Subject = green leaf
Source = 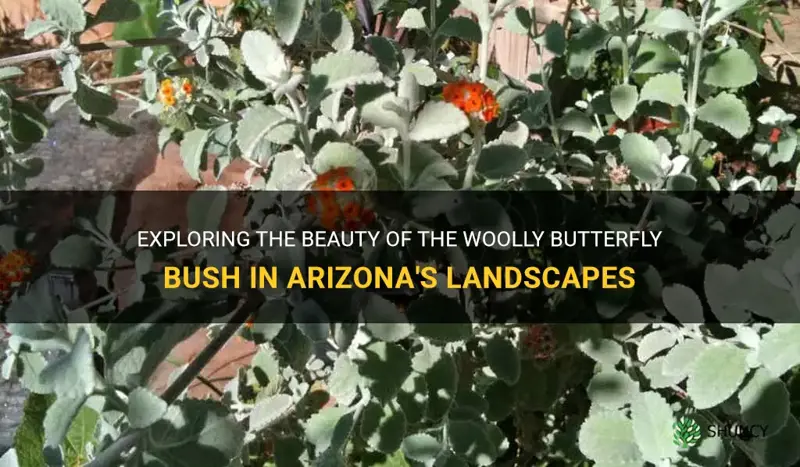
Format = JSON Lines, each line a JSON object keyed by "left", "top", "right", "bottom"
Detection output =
{"left": 567, "top": 23, "right": 610, "bottom": 78}
{"left": 397, "top": 373, "right": 428, "bottom": 425}
{"left": 475, "top": 143, "right": 528, "bottom": 179}
{"left": 40, "top": 0, "right": 85, "bottom": 32}
{"left": 311, "top": 50, "right": 383, "bottom": 91}
{"left": 43, "top": 395, "right": 87, "bottom": 464}
{"left": 645, "top": 8, "right": 697, "bottom": 35}
{"left": 746, "top": 414, "right": 800, "bottom": 467}
{"left": 536, "top": 21, "right": 566, "bottom": 56}
{"left": 696, "top": 92, "right": 751, "bottom": 139}
{"left": 273, "top": 0, "right": 304, "bottom": 45}
{"left": 291, "top": 299, "right": 330, "bottom": 342}
{"left": 640, "top": 72, "right": 685, "bottom": 106}
{"left": 620, "top": 133, "right": 665, "bottom": 183}
{"left": 703, "top": 48, "right": 757, "bottom": 89}
{"left": 757, "top": 324, "right": 800, "bottom": 377}
{"left": 75, "top": 83, "right": 117, "bottom": 117}
{"left": 641, "top": 356, "right": 686, "bottom": 389}
{"left": 62, "top": 404, "right": 98, "bottom": 466}
{"left": 402, "top": 433, "right": 443, "bottom": 464}
{"left": 631, "top": 392, "right": 678, "bottom": 464}
{"left": 144, "top": 399, "right": 245, "bottom": 467}
{"left": 436, "top": 17, "right": 482, "bottom": 43}
{"left": 409, "top": 102, "right": 469, "bottom": 142}
{"left": 250, "top": 394, "right": 293, "bottom": 432}
{"left": 662, "top": 284, "right": 704, "bottom": 323}
{"left": 24, "top": 19, "right": 60, "bottom": 39}
{"left": 397, "top": 8, "right": 427, "bottom": 29}
{"left": 328, "top": 355, "right": 360, "bottom": 407}
{"left": 321, "top": 11, "right": 355, "bottom": 51}
{"left": 578, "top": 410, "right": 643, "bottom": 464}
{"left": 504, "top": 7, "right": 531, "bottom": 35}
{"left": 305, "top": 407, "right": 352, "bottom": 453}
{"left": 13, "top": 393, "right": 53, "bottom": 467}
{"left": 578, "top": 338, "right": 624, "bottom": 366}
{"left": 362, "top": 293, "right": 413, "bottom": 342}
{"left": 610, "top": 84, "right": 639, "bottom": 121}
{"left": 50, "top": 234, "right": 99, "bottom": 269}
{"left": 180, "top": 128, "right": 210, "bottom": 182}
{"left": 636, "top": 329, "right": 677, "bottom": 362}
{"left": 356, "top": 341, "right": 412, "bottom": 402}
{"left": 686, "top": 343, "right": 749, "bottom": 409}
{"left": 423, "top": 350, "right": 457, "bottom": 421}
{"left": 241, "top": 30, "right": 290, "bottom": 89}
{"left": 313, "top": 141, "right": 377, "bottom": 189}
{"left": 360, "top": 402, "right": 407, "bottom": 454}
{"left": 484, "top": 335, "right": 520, "bottom": 384}
{"left": 236, "top": 105, "right": 295, "bottom": 156}
{"left": 661, "top": 338, "right": 705, "bottom": 380}
{"left": 447, "top": 420, "right": 497, "bottom": 466}
{"left": 39, "top": 328, "right": 95, "bottom": 397}
{"left": 738, "top": 367, "right": 790, "bottom": 437}
{"left": 705, "top": 0, "right": 750, "bottom": 28}
{"left": 586, "top": 368, "right": 639, "bottom": 409}
{"left": 128, "top": 387, "right": 167, "bottom": 429}
{"left": 633, "top": 38, "right": 681, "bottom": 74}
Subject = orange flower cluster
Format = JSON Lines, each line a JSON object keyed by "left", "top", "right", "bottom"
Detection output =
{"left": 442, "top": 80, "right": 499, "bottom": 123}
{"left": 305, "top": 168, "right": 375, "bottom": 231}
{"left": 0, "top": 249, "right": 35, "bottom": 302}
{"left": 158, "top": 78, "right": 193, "bottom": 108}
{"left": 520, "top": 324, "right": 557, "bottom": 361}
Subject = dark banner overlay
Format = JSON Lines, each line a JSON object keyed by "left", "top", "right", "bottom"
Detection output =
{"left": 2, "top": 189, "right": 799, "bottom": 325}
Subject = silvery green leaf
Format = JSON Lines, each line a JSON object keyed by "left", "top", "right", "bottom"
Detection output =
{"left": 686, "top": 343, "right": 749, "bottom": 409}
{"left": 241, "top": 30, "right": 291, "bottom": 89}
{"left": 40, "top": 0, "right": 85, "bottom": 32}
{"left": 409, "top": 102, "right": 469, "bottom": 142}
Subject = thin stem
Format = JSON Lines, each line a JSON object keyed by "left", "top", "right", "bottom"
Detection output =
{"left": 286, "top": 92, "right": 312, "bottom": 161}
{"left": 477, "top": 32, "right": 490, "bottom": 82}
{"left": 161, "top": 293, "right": 260, "bottom": 404}
{"left": 685, "top": 0, "right": 712, "bottom": 155}
{"left": 402, "top": 135, "right": 413, "bottom": 189}
{"left": 462, "top": 123, "right": 485, "bottom": 189}
{"left": 618, "top": 1, "right": 630, "bottom": 84}
{"left": 19, "top": 74, "right": 145, "bottom": 98}
{"left": 195, "top": 374, "right": 225, "bottom": 398}
{"left": 0, "top": 37, "right": 183, "bottom": 68}
{"left": 530, "top": 2, "right": 562, "bottom": 154}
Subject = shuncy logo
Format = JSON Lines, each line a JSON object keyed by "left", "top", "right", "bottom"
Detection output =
{"left": 673, "top": 416, "right": 702, "bottom": 448}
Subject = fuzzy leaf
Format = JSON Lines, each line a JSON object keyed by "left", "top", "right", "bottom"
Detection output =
{"left": 686, "top": 343, "right": 749, "bottom": 409}
{"left": 578, "top": 410, "right": 643, "bottom": 464}
{"left": 696, "top": 92, "right": 751, "bottom": 139}
{"left": 631, "top": 392, "right": 678, "bottom": 463}
{"left": 311, "top": 50, "right": 383, "bottom": 91}
{"left": 640, "top": 72, "right": 685, "bottom": 106}
{"left": 703, "top": 48, "right": 757, "bottom": 89}
{"left": 409, "top": 101, "right": 469, "bottom": 142}
{"left": 620, "top": 133, "right": 665, "bottom": 183}
{"left": 610, "top": 84, "right": 638, "bottom": 121}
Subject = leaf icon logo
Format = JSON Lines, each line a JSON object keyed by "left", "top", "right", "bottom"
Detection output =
{"left": 673, "top": 416, "right": 702, "bottom": 448}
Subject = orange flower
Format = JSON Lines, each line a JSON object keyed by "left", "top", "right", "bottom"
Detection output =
{"left": 333, "top": 176, "right": 355, "bottom": 191}
{"left": 181, "top": 78, "right": 193, "bottom": 95}
{"left": 161, "top": 92, "right": 176, "bottom": 107}
{"left": 160, "top": 78, "right": 173, "bottom": 90}
{"left": 443, "top": 80, "right": 500, "bottom": 122}
{"left": 3, "top": 249, "right": 34, "bottom": 270}
{"left": 770, "top": 128, "right": 782, "bottom": 144}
